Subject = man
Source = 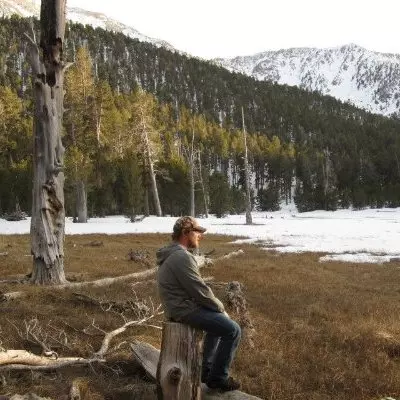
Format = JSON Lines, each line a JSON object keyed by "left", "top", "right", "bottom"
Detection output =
{"left": 156, "top": 216, "right": 241, "bottom": 392}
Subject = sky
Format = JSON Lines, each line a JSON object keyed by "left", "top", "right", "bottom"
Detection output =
{"left": 62, "top": 0, "right": 400, "bottom": 59}
{"left": 2, "top": 207, "right": 400, "bottom": 264}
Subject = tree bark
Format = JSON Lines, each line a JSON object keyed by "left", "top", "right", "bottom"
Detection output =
{"left": 242, "top": 108, "right": 252, "bottom": 225}
{"left": 0, "top": 350, "right": 95, "bottom": 369}
{"left": 148, "top": 156, "right": 162, "bottom": 217}
{"left": 156, "top": 322, "right": 203, "bottom": 400}
{"left": 131, "top": 338, "right": 263, "bottom": 400}
{"left": 198, "top": 151, "right": 209, "bottom": 218}
{"left": 29, "top": 0, "right": 67, "bottom": 285}
{"left": 75, "top": 180, "right": 87, "bottom": 223}
{"left": 189, "top": 127, "right": 195, "bottom": 217}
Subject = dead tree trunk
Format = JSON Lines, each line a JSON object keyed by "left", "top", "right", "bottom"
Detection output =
{"left": 75, "top": 180, "right": 87, "bottom": 223}
{"left": 198, "top": 151, "right": 209, "bottom": 218}
{"left": 242, "top": 108, "right": 252, "bottom": 225}
{"left": 147, "top": 155, "right": 162, "bottom": 217}
{"left": 156, "top": 322, "right": 203, "bottom": 400}
{"left": 189, "top": 127, "right": 196, "bottom": 217}
{"left": 28, "top": 0, "right": 67, "bottom": 284}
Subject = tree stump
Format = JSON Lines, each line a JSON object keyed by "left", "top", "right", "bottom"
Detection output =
{"left": 156, "top": 322, "right": 203, "bottom": 400}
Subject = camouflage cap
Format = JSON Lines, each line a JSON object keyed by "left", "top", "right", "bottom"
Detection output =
{"left": 173, "top": 216, "right": 206, "bottom": 238}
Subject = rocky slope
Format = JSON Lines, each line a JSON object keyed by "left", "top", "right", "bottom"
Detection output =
{"left": 214, "top": 44, "right": 400, "bottom": 117}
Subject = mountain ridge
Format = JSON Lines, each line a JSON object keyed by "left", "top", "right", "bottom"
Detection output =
{"left": 213, "top": 43, "right": 400, "bottom": 117}
{"left": 0, "top": 0, "right": 176, "bottom": 51}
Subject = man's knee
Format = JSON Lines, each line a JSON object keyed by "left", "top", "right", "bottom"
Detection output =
{"left": 228, "top": 319, "right": 241, "bottom": 340}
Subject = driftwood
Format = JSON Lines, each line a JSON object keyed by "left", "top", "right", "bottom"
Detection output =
{"left": 0, "top": 349, "right": 101, "bottom": 370}
{"left": 0, "top": 291, "right": 24, "bottom": 302}
{"left": 194, "top": 249, "right": 244, "bottom": 269}
{"left": 131, "top": 341, "right": 160, "bottom": 380}
{"left": 1, "top": 307, "right": 161, "bottom": 371}
{"left": 9, "top": 395, "right": 52, "bottom": 400}
{"left": 156, "top": 322, "right": 203, "bottom": 400}
{"left": 0, "top": 269, "right": 157, "bottom": 302}
{"left": 58, "top": 267, "right": 157, "bottom": 289}
{"left": 131, "top": 340, "right": 263, "bottom": 400}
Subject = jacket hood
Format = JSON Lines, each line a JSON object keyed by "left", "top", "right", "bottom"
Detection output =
{"left": 156, "top": 243, "right": 184, "bottom": 266}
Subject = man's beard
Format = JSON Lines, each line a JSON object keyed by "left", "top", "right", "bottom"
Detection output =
{"left": 187, "top": 236, "right": 199, "bottom": 249}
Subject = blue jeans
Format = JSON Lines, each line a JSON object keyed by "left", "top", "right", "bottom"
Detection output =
{"left": 181, "top": 308, "right": 241, "bottom": 383}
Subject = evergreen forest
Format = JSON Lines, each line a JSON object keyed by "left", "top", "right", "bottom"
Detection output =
{"left": 1, "top": 15, "right": 400, "bottom": 218}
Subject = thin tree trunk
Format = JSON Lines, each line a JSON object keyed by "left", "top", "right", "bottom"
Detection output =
{"left": 189, "top": 127, "right": 195, "bottom": 217}
{"left": 198, "top": 151, "right": 209, "bottom": 218}
{"left": 147, "top": 155, "right": 162, "bottom": 216}
{"left": 141, "top": 117, "right": 162, "bottom": 216}
{"left": 242, "top": 108, "right": 252, "bottom": 225}
{"left": 75, "top": 180, "right": 87, "bottom": 223}
{"left": 144, "top": 185, "right": 150, "bottom": 217}
{"left": 28, "top": 0, "right": 67, "bottom": 285}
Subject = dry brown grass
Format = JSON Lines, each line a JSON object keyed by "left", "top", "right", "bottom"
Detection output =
{"left": 0, "top": 233, "right": 400, "bottom": 399}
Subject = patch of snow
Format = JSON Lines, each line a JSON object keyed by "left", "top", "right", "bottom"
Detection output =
{"left": 2, "top": 207, "right": 400, "bottom": 264}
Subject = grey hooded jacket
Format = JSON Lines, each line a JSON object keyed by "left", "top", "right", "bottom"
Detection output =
{"left": 156, "top": 243, "right": 225, "bottom": 321}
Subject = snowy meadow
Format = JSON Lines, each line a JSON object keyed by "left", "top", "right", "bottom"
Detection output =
{"left": 1, "top": 206, "right": 400, "bottom": 264}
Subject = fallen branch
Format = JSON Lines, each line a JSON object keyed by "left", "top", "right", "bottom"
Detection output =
{"left": 0, "top": 291, "right": 24, "bottom": 302}
{"left": 218, "top": 249, "right": 244, "bottom": 261}
{"left": 0, "top": 250, "right": 244, "bottom": 302}
{"left": 0, "top": 276, "right": 29, "bottom": 284}
{"left": 9, "top": 394, "right": 52, "bottom": 400}
{"left": 0, "top": 350, "right": 101, "bottom": 370}
{"left": 130, "top": 340, "right": 262, "bottom": 400}
{"left": 1, "top": 301, "right": 162, "bottom": 371}
{"left": 195, "top": 249, "right": 244, "bottom": 268}
{"left": 58, "top": 267, "right": 157, "bottom": 289}
{"left": 94, "top": 309, "right": 162, "bottom": 359}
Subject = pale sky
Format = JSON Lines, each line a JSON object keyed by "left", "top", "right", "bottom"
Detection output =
{"left": 64, "top": 0, "right": 399, "bottom": 58}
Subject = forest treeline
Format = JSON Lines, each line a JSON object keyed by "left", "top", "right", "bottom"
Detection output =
{"left": 1, "top": 15, "right": 400, "bottom": 218}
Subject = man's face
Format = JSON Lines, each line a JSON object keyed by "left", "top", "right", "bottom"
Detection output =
{"left": 186, "top": 229, "right": 203, "bottom": 249}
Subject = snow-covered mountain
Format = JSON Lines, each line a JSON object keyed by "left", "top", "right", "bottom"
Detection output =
{"left": 214, "top": 44, "right": 400, "bottom": 117}
{"left": 0, "top": 0, "right": 175, "bottom": 51}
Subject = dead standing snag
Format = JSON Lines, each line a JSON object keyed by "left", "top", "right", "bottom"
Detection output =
{"left": 28, "top": 0, "right": 68, "bottom": 285}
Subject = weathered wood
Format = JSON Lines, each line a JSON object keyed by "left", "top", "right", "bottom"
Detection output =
{"left": 0, "top": 349, "right": 100, "bottom": 370}
{"left": 241, "top": 107, "right": 252, "bottom": 225}
{"left": 131, "top": 340, "right": 160, "bottom": 380}
{"left": 0, "top": 250, "right": 243, "bottom": 300}
{"left": 75, "top": 180, "right": 87, "bottom": 223}
{"left": 29, "top": 0, "right": 67, "bottom": 285}
{"left": 9, "top": 394, "right": 53, "bottom": 400}
{"left": 0, "top": 291, "right": 24, "bottom": 301}
{"left": 156, "top": 322, "right": 203, "bottom": 400}
{"left": 131, "top": 340, "right": 263, "bottom": 400}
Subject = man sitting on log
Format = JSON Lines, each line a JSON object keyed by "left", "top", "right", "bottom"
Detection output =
{"left": 156, "top": 216, "right": 241, "bottom": 392}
